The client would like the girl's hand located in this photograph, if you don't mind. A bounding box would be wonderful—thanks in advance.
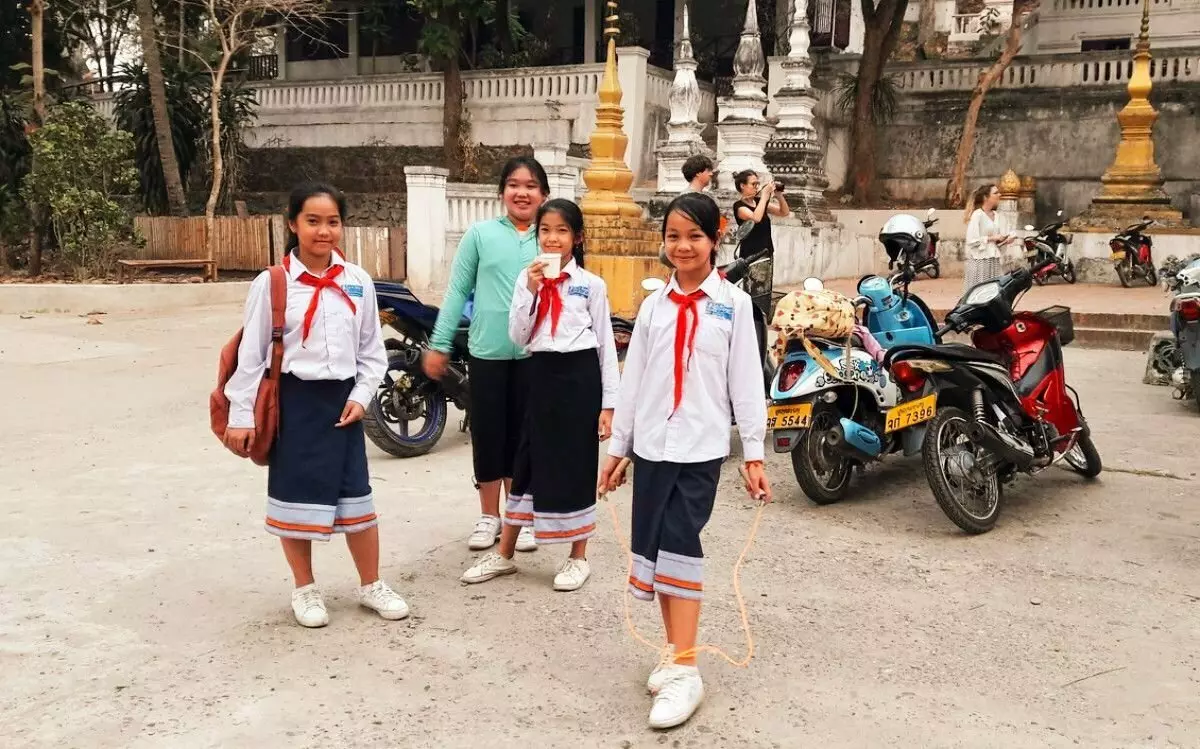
[598,409,614,441]
[423,350,449,379]
[336,401,365,427]
[527,260,546,294]
[597,455,628,497]
[223,427,256,457]
[761,182,776,199]
[742,460,772,503]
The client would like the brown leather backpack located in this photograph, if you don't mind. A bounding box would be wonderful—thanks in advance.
[209,265,288,466]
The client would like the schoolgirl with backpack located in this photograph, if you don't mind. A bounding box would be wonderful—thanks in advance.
[211,182,409,629]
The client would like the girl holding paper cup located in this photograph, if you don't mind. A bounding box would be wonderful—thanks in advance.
[460,198,619,592]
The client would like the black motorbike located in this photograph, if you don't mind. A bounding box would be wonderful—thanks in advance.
[1111,218,1158,288]
[1024,211,1077,285]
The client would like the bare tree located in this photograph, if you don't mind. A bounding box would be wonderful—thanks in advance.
[57,0,137,90]
[28,0,48,276]
[849,0,909,204]
[174,0,330,279]
[137,0,189,216]
[944,7,1036,208]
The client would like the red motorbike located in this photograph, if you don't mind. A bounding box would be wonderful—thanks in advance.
[883,260,1102,533]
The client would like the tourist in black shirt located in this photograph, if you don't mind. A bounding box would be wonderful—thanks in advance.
[731,170,790,259]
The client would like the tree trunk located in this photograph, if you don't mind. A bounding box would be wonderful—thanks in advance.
[29,0,46,276]
[495,0,512,52]
[137,0,189,217]
[917,0,938,58]
[945,13,1026,208]
[850,25,884,204]
[204,56,231,282]
[178,0,185,65]
[442,54,465,180]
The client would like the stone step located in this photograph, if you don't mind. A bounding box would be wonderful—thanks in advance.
[1072,327,1158,351]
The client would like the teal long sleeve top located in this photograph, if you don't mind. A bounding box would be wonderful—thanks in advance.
[430,216,539,360]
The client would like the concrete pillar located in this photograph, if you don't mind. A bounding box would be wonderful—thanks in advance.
[347,12,360,76]
[535,143,578,199]
[585,0,598,64]
[275,22,288,81]
[616,46,651,182]
[404,166,449,293]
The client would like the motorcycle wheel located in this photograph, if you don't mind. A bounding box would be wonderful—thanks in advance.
[1063,432,1102,478]
[790,403,853,505]
[1116,260,1132,288]
[1062,262,1078,284]
[363,344,449,458]
[922,407,1002,534]
[1146,264,1159,287]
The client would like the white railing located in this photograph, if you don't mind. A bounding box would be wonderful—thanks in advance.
[646,66,674,111]
[93,93,115,120]
[445,183,503,244]
[888,46,1200,91]
[1052,0,1176,10]
[253,62,606,112]
[698,82,717,122]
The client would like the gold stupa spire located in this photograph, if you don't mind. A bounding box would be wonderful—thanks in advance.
[1091,0,1170,206]
[579,0,642,217]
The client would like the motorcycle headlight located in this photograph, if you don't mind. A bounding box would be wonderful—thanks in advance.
[964,281,1001,306]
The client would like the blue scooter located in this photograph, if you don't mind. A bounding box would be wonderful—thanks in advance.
[768,246,940,504]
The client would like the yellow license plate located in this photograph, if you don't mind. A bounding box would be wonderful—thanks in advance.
[884,394,937,434]
[767,402,813,430]
[1111,250,1127,261]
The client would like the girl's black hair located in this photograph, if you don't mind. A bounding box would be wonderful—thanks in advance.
[733,169,758,193]
[662,192,721,267]
[285,182,347,252]
[536,197,586,268]
[498,156,551,197]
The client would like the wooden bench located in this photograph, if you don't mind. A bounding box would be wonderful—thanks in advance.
[118,258,216,282]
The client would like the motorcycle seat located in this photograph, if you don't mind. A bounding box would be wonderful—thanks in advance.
[884,343,1003,367]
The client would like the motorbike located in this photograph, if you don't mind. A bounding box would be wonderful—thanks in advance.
[766,211,942,504]
[1162,256,1200,408]
[885,208,942,280]
[1111,218,1158,288]
[1023,210,1077,285]
[886,259,1102,534]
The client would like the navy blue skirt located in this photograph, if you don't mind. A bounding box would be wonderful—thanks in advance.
[265,374,377,541]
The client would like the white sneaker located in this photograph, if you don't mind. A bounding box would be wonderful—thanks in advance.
[357,580,410,621]
[646,645,676,694]
[648,665,704,730]
[291,584,329,628]
[460,551,518,584]
[515,525,538,552]
[467,515,502,550]
[552,557,591,591]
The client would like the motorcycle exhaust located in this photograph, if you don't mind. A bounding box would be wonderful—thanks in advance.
[392,341,471,408]
[826,418,883,462]
[964,420,1043,470]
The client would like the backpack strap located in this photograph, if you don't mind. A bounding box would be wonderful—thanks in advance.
[265,264,288,380]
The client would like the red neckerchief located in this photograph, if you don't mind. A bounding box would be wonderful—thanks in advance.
[282,253,357,343]
[667,288,707,413]
[530,275,568,341]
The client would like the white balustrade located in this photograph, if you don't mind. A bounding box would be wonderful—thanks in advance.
[1052,0,1175,10]
[445,183,503,243]
[646,66,675,110]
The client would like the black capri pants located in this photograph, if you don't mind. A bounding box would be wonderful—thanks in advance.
[468,356,530,484]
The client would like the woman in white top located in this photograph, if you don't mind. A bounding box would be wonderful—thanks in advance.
[963,183,1015,292]
[460,198,620,593]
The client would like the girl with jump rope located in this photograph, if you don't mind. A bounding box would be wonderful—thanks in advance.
[598,192,771,729]
[460,198,620,591]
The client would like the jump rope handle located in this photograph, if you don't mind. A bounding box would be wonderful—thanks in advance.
[739,464,769,503]
[598,457,633,501]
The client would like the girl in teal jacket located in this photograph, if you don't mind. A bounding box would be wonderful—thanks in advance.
[423,157,549,553]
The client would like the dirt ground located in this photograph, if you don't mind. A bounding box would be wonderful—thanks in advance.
[2,305,1198,749]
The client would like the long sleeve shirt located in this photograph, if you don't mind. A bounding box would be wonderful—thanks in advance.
[223,253,387,429]
[430,217,539,360]
[508,260,621,409]
[965,208,1003,260]
[608,269,767,464]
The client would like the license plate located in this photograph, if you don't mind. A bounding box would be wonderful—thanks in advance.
[1111,250,1127,261]
[767,402,813,430]
[884,394,937,434]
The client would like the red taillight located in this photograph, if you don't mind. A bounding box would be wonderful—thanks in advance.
[890,361,927,393]
[1178,299,1200,322]
[779,360,806,392]
[1110,239,1123,250]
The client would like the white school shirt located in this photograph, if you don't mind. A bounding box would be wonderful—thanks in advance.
[608,269,767,463]
[223,252,388,429]
[965,208,1003,260]
[509,260,621,409]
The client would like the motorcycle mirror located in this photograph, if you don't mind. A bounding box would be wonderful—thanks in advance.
[641,277,666,292]
[926,207,936,218]
[1057,210,1064,217]
[1024,225,1035,232]
[802,277,825,292]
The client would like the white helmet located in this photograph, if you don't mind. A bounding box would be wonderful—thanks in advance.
[879,214,926,264]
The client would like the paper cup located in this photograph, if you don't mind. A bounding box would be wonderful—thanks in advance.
[538,253,562,279]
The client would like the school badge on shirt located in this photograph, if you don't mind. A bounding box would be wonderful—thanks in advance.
[567,284,590,299]
[343,284,365,298]
[704,300,734,321]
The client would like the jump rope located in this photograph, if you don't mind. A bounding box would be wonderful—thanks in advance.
[597,457,769,668]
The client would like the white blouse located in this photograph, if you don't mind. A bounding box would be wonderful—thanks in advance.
[965,208,1003,261]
